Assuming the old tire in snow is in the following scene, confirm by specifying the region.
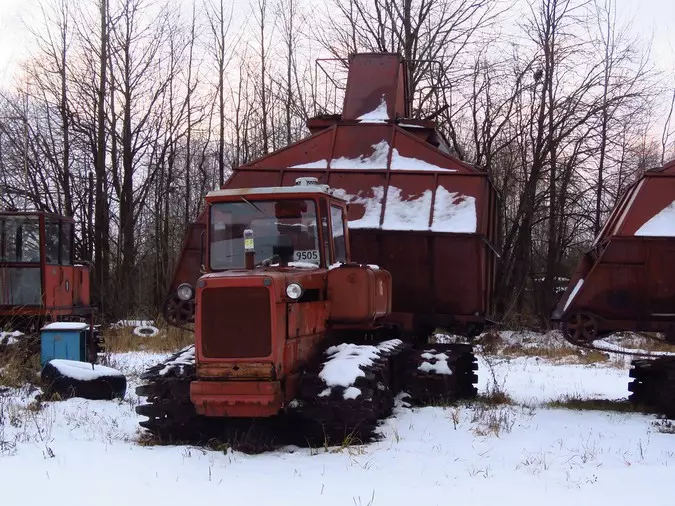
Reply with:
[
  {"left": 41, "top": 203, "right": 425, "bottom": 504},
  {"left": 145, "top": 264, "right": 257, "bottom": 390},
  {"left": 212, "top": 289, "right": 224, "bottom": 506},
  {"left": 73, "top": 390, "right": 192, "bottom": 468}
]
[
  {"left": 133, "top": 325, "right": 159, "bottom": 337},
  {"left": 41, "top": 359, "right": 127, "bottom": 400}
]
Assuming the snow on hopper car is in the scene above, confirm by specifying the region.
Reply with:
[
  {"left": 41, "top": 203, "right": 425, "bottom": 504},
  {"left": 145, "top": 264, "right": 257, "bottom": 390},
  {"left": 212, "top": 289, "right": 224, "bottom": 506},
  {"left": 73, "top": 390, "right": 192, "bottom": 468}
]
[{"left": 553, "top": 159, "right": 675, "bottom": 344}]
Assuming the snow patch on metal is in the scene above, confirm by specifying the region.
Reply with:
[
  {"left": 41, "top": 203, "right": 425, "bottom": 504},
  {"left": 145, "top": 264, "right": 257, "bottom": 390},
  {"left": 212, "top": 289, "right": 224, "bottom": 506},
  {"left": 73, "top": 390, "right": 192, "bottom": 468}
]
[
  {"left": 158, "top": 345, "right": 195, "bottom": 376},
  {"left": 290, "top": 159, "right": 329, "bottom": 169},
  {"left": 390, "top": 149, "right": 456, "bottom": 172},
  {"left": 634, "top": 200, "right": 675, "bottom": 237},
  {"left": 334, "top": 184, "right": 476, "bottom": 232},
  {"left": 290, "top": 140, "right": 455, "bottom": 172},
  {"left": 418, "top": 350, "right": 453, "bottom": 375},
  {"left": 431, "top": 186, "right": 477, "bottom": 233},
  {"left": 318, "top": 339, "right": 402, "bottom": 399},
  {"left": 564, "top": 279, "right": 584, "bottom": 312},
  {"left": 383, "top": 187, "right": 433, "bottom": 230},
  {"left": 42, "top": 322, "right": 89, "bottom": 331},
  {"left": 357, "top": 95, "right": 389, "bottom": 123},
  {"left": 331, "top": 140, "right": 390, "bottom": 169},
  {"left": 333, "top": 186, "right": 385, "bottom": 229}
]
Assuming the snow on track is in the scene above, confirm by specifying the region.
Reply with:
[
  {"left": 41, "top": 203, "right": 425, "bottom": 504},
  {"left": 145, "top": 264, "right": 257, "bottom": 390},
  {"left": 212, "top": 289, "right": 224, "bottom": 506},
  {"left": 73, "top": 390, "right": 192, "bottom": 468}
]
[{"left": 317, "top": 339, "right": 402, "bottom": 399}]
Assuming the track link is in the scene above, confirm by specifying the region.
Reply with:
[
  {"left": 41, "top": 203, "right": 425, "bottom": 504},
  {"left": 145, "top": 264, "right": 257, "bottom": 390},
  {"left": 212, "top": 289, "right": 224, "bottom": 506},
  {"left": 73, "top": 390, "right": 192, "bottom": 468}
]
[
  {"left": 401, "top": 343, "right": 479, "bottom": 405},
  {"left": 286, "top": 339, "right": 410, "bottom": 446},
  {"left": 134, "top": 345, "right": 211, "bottom": 443},
  {"left": 628, "top": 357, "right": 675, "bottom": 419}
]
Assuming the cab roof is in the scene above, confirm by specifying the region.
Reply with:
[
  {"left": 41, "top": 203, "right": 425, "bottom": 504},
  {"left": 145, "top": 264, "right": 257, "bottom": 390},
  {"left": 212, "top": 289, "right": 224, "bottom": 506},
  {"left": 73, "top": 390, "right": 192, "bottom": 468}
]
[{"left": 206, "top": 178, "right": 345, "bottom": 201}]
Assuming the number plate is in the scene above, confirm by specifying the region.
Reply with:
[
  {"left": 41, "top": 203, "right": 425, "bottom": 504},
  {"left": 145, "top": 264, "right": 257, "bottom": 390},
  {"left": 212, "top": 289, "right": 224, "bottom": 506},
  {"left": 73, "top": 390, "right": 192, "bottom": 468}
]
[{"left": 293, "top": 250, "right": 319, "bottom": 262}]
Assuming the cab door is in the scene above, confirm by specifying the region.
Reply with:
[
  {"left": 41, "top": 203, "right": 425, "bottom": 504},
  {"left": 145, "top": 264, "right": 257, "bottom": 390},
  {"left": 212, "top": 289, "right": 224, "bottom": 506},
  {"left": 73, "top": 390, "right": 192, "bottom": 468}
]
[{"left": 44, "top": 219, "right": 75, "bottom": 311}]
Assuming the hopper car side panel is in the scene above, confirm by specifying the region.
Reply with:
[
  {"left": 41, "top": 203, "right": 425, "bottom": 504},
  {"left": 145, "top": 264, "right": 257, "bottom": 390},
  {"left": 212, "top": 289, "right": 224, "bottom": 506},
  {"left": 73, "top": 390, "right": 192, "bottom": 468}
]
[{"left": 555, "top": 160, "right": 675, "bottom": 337}]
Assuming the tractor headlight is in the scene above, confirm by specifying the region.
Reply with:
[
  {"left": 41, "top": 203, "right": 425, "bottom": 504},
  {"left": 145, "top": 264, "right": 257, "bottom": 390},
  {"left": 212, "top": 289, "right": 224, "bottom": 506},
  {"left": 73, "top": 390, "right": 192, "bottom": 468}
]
[
  {"left": 177, "top": 283, "right": 194, "bottom": 301},
  {"left": 286, "top": 283, "right": 303, "bottom": 300}
]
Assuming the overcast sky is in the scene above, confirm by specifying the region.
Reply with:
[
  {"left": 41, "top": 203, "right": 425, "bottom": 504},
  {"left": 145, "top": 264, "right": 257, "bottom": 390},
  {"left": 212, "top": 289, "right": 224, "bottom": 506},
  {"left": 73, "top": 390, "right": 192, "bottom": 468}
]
[{"left": 0, "top": 0, "right": 673, "bottom": 90}]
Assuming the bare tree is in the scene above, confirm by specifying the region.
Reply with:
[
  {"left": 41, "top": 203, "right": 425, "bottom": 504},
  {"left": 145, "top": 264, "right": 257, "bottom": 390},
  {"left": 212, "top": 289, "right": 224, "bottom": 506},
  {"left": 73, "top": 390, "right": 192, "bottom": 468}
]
[{"left": 206, "top": 0, "right": 235, "bottom": 184}]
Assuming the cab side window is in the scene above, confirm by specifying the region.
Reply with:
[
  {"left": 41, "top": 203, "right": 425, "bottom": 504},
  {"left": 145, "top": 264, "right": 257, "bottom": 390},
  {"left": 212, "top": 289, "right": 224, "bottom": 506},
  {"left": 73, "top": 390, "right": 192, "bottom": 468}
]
[
  {"left": 331, "top": 205, "right": 346, "bottom": 263},
  {"left": 61, "top": 221, "right": 73, "bottom": 265},
  {"left": 45, "top": 221, "right": 60, "bottom": 264},
  {"left": 319, "top": 200, "right": 331, "bottom": 266}
]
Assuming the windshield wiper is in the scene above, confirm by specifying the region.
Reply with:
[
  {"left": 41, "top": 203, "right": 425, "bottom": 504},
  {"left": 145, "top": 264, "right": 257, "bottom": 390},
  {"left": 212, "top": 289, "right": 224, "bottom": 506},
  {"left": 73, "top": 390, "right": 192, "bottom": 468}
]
[{"left": 240, "top": 196, "right": 270, "bottom": 218}]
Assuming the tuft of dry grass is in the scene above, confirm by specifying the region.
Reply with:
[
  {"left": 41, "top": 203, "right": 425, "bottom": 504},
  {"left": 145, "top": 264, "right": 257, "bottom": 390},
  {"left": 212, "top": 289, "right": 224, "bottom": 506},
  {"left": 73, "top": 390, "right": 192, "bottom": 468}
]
[
  {"left": 476, "top": 329, "right": 629, "bottom": 367},
  {"left": 0, "top": 344, "right": 41, "bottom": 389},
  {"left": 469, "top": 403, "right": 516, "bottom": 437},
  {"left": 608, "top": 332, "right": 675, "bottom": 354},
  {"left": 500, "top": 344, "right": 613, "bottom": 365},
  {"left": 545, "top": 394, "right": 641, "bottom": 413},
  {"left": 101, "top": 324, "right": 194, "bottom": 354}
]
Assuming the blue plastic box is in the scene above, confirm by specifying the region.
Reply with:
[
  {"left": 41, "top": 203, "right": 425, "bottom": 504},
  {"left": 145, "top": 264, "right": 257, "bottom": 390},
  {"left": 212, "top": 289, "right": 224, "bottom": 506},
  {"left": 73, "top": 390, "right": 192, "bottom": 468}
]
[{"left": 40, "top": 322, "right": 90, "bottom": 366}]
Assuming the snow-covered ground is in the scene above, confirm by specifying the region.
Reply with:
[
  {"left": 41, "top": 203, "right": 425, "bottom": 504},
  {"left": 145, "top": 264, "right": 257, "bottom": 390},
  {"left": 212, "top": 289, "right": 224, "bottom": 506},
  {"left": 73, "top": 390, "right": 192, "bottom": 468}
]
[{"left": 1, "top": 335, "right": 675, "bottom": 506}]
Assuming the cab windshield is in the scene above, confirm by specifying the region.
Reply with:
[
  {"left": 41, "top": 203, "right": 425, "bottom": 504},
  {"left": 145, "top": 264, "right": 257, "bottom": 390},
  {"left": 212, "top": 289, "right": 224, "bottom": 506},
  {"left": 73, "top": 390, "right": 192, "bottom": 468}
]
[{"left": 210, "top": 198, "right": 322, "bottom": 269}]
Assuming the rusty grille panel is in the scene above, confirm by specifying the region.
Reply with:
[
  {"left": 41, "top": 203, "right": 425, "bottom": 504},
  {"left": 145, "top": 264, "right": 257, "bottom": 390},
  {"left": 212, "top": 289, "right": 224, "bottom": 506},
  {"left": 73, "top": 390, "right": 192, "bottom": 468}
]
[{"left": 201, "top": 287, "right": 272, "bottom": 358}]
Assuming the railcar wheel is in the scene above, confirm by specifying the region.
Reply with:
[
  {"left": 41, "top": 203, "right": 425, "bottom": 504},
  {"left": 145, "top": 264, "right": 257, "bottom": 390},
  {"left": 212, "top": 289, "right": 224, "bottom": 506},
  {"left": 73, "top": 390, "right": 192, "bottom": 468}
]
[
  {"left": 561, "top": 311, "right": 598, "bottom": 345},
  {"left": 163, "top": 294, "right": 195, "bottom": 326}
]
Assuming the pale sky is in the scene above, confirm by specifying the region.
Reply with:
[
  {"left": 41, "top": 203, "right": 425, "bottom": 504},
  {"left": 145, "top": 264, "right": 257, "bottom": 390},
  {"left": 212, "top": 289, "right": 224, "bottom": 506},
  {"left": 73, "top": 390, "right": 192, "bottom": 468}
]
[{"left": 0, "top": 0, "right": 673, "bottom": 90}]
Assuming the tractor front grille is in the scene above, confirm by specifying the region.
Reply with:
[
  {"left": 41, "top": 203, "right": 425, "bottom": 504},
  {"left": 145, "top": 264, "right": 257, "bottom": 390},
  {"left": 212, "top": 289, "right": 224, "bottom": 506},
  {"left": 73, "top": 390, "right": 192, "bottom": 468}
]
[{"left": 200, "top": 286, "right": 272, "bottom": 359}]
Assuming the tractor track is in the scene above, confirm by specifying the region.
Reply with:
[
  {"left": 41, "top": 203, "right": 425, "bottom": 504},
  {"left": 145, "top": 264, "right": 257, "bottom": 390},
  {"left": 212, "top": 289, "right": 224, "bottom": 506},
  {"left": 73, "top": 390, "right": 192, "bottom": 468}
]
[
  {"left": 135, "top": 340, "right": 479, "bottom": 453},
  {"left": 628, "top": 357, "right": 675, "bottom": 420}
]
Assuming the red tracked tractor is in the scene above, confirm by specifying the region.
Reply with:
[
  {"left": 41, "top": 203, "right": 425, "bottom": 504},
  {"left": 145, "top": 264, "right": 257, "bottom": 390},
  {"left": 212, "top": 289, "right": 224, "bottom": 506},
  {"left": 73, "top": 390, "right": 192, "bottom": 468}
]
[
  {"left": 135, "top": 53, "right": 499, "bottom": 447},
  {"left": 553, "top": 159, "right": 675, "bottom": 420}
]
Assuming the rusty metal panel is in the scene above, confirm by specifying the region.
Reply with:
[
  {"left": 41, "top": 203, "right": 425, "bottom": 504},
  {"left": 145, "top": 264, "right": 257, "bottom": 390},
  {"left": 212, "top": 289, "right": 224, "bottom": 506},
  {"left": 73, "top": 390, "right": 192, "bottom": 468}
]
[
  {"left": 168, "top": 218, "right": 205, "bottom": 292},
  {"left": 616, "top": 176, "right": 675, "bottom": 236},
  {"left": 242, "top": 128, "right": 335, "bottom": 170},
  {"left": 355, "top": 231, "right": 430, "bottom": 314},
  {"left": 650, "top": 247, "right": 675, "bottom": 314},
  {"left": 201, "top": 287, "right": 272, "bottom": 358},
  {"left": 190, "top": 380, "right": 282, "bottom": 417},
  {"left": 287, "top": 301, "right": 329, "bottom": 337},
  {"left": 433, "top": 236, "right": 483, "bottom": 315},
  {"left": 226, "top": 169, "right": 283, "bottom": 189},
  {"left": 393, "top": 128, "right": 474, "bottom": 172},
  {"left": 326, "top": 265, "right": 391, "bottom": 323},
  {"left": 342, "top": 53, "right": 403, "bottom": 120},
  {"left": 331, "top": 125, "right": 391, "bottom": 167},
  {"left": 555, "top": 161, "right": 675, "bottom": 338},
  {"left": 599, "top": 239, "right": 647, "bottom": 264}
]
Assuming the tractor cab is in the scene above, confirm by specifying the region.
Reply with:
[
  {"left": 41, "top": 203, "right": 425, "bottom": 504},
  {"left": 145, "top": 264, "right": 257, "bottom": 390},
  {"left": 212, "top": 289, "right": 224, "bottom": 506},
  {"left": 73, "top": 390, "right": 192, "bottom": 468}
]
[
  {"left": 205, "top": 177, "right": 349, "bottom": 273},
  {"left": 0, "top": 211, "right": 93, "bottom": 330}
]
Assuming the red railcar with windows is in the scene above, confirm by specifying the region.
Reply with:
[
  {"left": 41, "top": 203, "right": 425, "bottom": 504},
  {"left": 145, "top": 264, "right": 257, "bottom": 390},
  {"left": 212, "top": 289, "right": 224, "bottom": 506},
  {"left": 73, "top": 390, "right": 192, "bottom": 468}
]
[{"left": 0, "top": 211, "right": 94, "bottom": 332}]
